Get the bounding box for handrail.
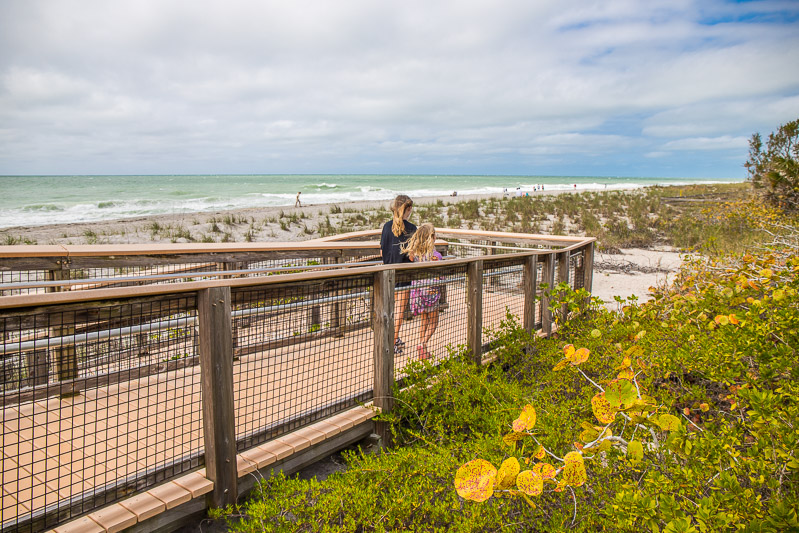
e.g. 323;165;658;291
0;250;546;310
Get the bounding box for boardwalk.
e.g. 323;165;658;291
1;284;525;527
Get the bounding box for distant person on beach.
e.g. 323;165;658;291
295;192;302;207
401;223;443;360
380;194;416;354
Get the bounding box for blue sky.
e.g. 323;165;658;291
0;0;797;178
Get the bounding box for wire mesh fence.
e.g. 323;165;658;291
482;258;526;345
231;275;375;451
0;236;595;533
1;296;203;533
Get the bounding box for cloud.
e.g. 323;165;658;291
0;0;797;177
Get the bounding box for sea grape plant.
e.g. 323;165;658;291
454;343;683;511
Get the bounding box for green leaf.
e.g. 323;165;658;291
605;379;637;409
656;414;682;431
627;440;644;464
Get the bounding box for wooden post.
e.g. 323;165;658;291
467;260;483;363
372;269;395;447
557;251;570;325
198;286;238;508
540;254;555;337
522;254;538;335
331;257;347;336
582;242;595;294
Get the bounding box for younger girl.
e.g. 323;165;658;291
401;223;442;360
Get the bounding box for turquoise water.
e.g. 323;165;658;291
0;174;744;228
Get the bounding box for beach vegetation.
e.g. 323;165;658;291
746;117;799;212
217;193;798;532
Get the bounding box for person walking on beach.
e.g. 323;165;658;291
295;192;302;208
401;223;443;360
380;194;416;354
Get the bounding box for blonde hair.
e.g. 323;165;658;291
390;195;414;237
401;223;436;259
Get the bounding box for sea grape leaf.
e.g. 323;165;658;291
454;459;497;502
561;452;587;487
496;457;520;490
512;404;536;432
605;379;637;409
532;462;557;480
655;414;682;431
516;470;543;496
552;358;570;371
503;432;525;447
580;427;599;442
570;347;590;365
591;392;616;424
627;440;644;464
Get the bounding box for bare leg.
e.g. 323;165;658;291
394;288;409;341
422;310;439;348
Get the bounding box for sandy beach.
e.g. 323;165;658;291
0;189;683;305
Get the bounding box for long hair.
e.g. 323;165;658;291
401;223;436;259
390;195;414;237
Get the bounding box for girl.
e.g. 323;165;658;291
380;195;416;354
401;223;442;360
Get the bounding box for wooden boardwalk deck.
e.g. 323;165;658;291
1;285;525;527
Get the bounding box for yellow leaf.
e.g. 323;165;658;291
617;368;634;380
561;452;587;487
634;330;646;341
496;457;521;490
455;459;497;502
570;347;590;365
760;268;773;278
563;344;575;358
516;470;543;496
532;462;557;479
714;315;729;326
503;432;526;447
552;358;570;372
590;329;602;338
533;446;546;460
512;404;537;432
728;314;739;325
591;392;616;424
700;403;710;412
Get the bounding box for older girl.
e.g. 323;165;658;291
380;195;416;354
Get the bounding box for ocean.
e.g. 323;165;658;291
0;174;744;229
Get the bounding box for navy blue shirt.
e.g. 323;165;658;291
380;220;417;264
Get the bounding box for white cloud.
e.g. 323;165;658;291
0;0;797;176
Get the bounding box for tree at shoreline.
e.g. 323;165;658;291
746;118;799;212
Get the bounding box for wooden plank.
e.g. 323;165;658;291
523;255;538;335
372;269;394;447
466;260;483;363
197;286;237;508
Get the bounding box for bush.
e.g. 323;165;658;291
746;118;799;212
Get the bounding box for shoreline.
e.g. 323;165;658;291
0;189;570;246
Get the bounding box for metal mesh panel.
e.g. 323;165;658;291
395;263;468;367
1;296;203;532
231;275;374;450
482;258;525;344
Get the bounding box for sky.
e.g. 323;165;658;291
0;0;798;179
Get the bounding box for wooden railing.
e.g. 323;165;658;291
0;230;594;533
